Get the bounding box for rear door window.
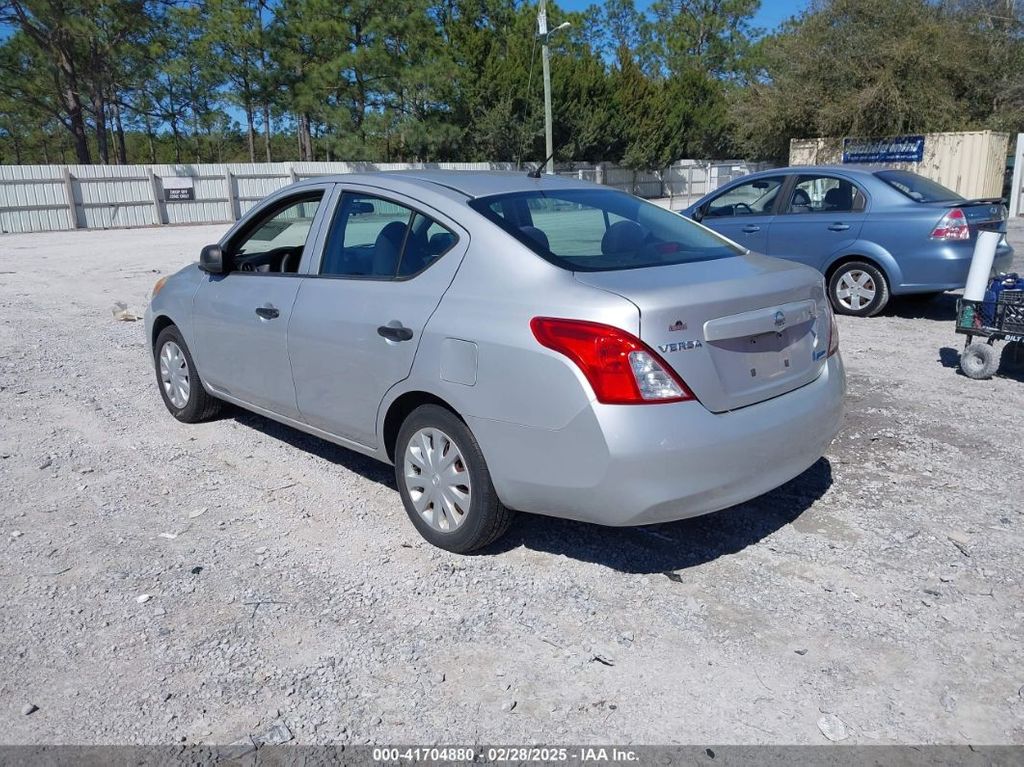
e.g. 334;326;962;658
704;177;784;218
783;175;866;214
320;193;456;279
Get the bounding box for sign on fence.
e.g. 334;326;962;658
162;176;195;201
842;135;926;164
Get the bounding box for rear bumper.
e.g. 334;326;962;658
469;355;846;526
893;241;1014;294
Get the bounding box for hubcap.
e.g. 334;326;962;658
835;270;877;311
403;427;472;533
159;341;191;409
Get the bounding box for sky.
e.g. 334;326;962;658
0;1;808;41
749;0;809;32
559;0;809;34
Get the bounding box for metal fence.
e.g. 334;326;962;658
0;159;771;234
555;160;775;209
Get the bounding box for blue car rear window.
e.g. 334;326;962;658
876;170;963;203
468;189;742;272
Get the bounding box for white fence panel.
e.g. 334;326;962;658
75;165;154;229
0;159;767;234
0;164;71;233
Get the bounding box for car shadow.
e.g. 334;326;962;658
225;407;833;573
230;409;396;489
483;458;834;574
882;293;959;321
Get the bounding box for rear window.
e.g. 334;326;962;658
876;170;963;203
468;189;742;272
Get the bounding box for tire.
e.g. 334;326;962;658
1001;341;1024;373
960;342;1000;380
394;404;514;553
153;325;221;423
828;261;890;317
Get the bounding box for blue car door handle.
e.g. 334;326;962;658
741;225;761;233
255;305;280;320
828;223;850;231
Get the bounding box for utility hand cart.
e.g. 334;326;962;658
956;277;1024;379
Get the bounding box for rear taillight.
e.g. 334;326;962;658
828;310;839;357
530;317;694;404
930;208;970;241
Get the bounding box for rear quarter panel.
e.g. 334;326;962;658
379;223;640;434
855;206;976;292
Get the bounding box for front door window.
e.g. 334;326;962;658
704;177;785;218
227;193;323;274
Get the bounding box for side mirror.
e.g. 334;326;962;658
199;244;226;274
692;205;705;222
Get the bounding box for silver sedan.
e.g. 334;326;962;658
146;171;845;552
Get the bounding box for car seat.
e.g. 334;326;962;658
519;225;550;251
372;221;408;276
428;232;456;255
823;185;853;212
601;220;645;257
791;188;812;213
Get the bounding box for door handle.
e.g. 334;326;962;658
377;324;414;342
255;306;280;320
741;225;761;233
828;223;850;231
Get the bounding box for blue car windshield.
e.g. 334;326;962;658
469;189;742;272
876;170;963;203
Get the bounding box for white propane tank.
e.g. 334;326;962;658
963;229;1002;302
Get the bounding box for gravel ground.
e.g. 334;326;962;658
1;220;1023;746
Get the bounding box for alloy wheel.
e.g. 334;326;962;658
835;269;877;312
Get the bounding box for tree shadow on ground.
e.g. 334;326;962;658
228;407;833;574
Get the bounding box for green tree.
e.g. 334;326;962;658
650;0;759;78
731;0;1024;161
0;1;98;162
200;0;275;161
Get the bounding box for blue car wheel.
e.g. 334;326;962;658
828;261;891;317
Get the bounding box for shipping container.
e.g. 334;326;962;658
790;130;1010;201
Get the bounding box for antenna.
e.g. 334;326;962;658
527;150;557;179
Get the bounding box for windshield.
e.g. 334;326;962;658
876;170;963;203
468;188;743;271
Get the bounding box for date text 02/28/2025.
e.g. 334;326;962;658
372;746;640;762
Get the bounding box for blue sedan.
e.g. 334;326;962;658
681;166;1014;316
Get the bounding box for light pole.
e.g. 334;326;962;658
537;0;570;175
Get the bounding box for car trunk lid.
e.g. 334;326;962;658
575;254;831;413
929;198;1007;233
